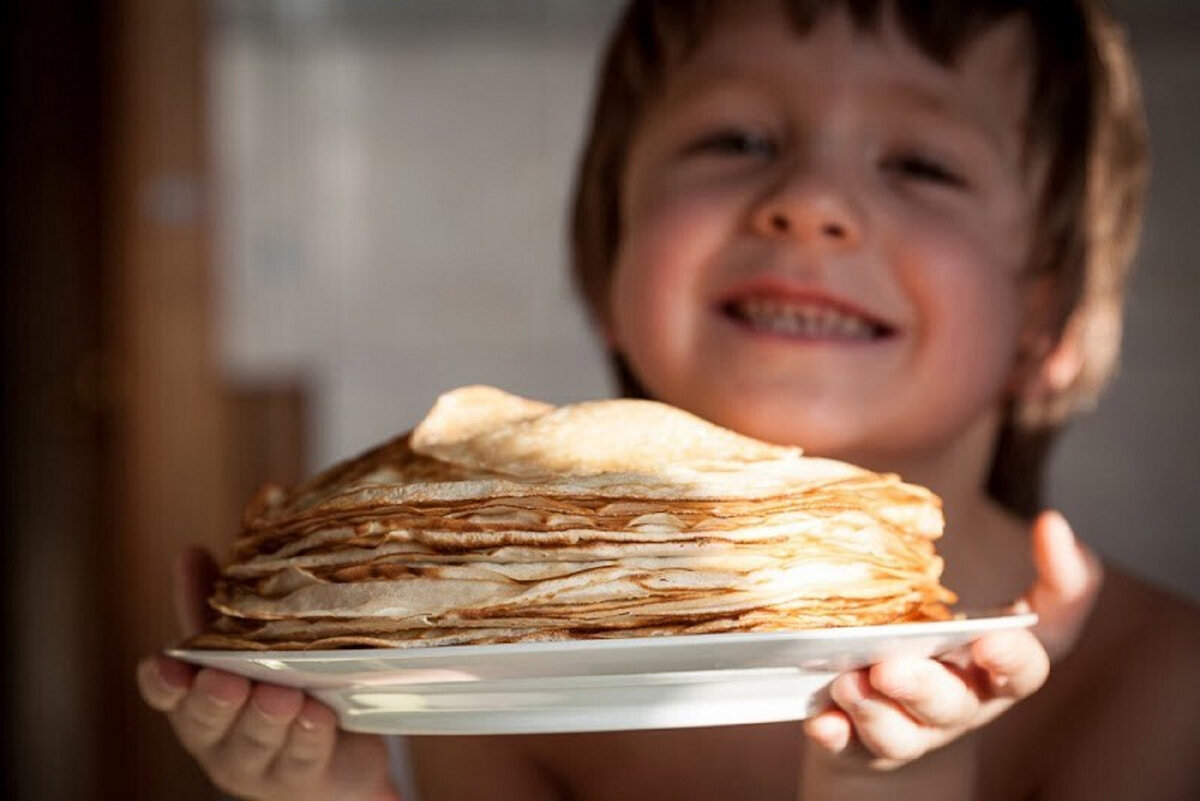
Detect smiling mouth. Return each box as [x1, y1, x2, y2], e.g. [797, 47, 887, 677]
[721, 296, 896, 341]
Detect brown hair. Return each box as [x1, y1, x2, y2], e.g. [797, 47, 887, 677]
[568, 0, 1148, 517]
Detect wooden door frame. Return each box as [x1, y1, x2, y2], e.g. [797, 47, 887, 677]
[104, 0, 235, 797]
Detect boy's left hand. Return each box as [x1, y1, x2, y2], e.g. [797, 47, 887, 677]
[802, 510, 1102, 769]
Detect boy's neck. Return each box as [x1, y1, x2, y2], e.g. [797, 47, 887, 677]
[852, 411, 1035, 607]
[853, 409, 999, 516]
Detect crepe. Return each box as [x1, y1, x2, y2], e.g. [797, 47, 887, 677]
[187, 386, 955, 650]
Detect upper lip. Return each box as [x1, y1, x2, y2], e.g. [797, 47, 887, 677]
[714, 275, 899, 334]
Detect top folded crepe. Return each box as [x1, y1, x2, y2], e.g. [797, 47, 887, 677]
[189, 386, 953, 650]
[252, 385, 941, 532]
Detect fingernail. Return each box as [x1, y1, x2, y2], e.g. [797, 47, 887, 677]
[833, 674, 861, 702]
[296, 715, 317, 732]
[854, 692, 889, 714]
[194, 670, 244, 707]
[251, 686, 297, 721]
[152, 656, 191, 690]
[883, 661, 916, 695]
[137, 659, 166, 696]
[250, 698, 283, 721]
[834, 673, 875, 712]
[982, 630, 1021, 663]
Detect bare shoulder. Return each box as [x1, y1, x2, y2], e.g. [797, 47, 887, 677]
[983, 564, 1200, 800]
[1062, 566, 1200, 795]
[1087, 565, 1200, 673]
[1092, 566, 1200, 732]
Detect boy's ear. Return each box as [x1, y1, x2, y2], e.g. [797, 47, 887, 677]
[1032, 328, 1084, 397]
[1012, 276, 1083, 402]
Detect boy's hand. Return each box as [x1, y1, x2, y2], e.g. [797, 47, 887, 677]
[135, 547, 401, 801]
[802, 510, 1102, 770]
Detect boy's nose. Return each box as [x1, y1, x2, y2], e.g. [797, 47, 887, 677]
[749, 174, 863, 250]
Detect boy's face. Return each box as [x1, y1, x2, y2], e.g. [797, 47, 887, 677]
[607, 0, 1039, 468]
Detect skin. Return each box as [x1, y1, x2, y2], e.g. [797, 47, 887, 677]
[138, 2, 1200, 798]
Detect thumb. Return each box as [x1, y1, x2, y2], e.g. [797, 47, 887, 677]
[1021, 510, 1103, 660]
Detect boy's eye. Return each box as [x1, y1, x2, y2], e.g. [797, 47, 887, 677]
[688, 130, 778, 159]
[884, 153, 967, 189]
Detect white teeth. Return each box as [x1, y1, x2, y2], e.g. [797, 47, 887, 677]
[732, 298, 878, 340]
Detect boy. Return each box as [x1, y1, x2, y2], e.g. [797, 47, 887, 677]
[138, 1, 1200, 798]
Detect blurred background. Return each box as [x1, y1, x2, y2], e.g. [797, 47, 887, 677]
[2, 1, 1196, 798]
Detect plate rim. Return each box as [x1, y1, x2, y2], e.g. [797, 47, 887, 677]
[167, 609, 1037, 664]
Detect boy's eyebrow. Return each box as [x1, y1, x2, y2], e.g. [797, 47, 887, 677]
[655, 72, 771, 112]
[877, 82, 1016, 165]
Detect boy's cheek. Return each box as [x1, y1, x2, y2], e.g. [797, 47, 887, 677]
[607, 286, 666, 363]
[607, 250, 678, 347]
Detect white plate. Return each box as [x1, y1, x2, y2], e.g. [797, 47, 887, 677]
[169, 611, 1035, 735]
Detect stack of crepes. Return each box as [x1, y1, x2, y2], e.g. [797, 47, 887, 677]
[187, 386, 955, 650]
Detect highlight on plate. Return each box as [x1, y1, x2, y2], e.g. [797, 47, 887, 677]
[186, 386, 956, 650]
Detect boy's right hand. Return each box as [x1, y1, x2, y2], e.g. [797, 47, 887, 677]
[802, 511, 1101, 772]
[135, 548, 401, 801]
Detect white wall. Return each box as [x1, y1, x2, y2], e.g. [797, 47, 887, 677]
[211, 1, 621, 467]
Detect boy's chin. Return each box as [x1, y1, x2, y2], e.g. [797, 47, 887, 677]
[688, 393, 882, 460]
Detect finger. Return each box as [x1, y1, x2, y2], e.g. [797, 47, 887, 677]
[136, 655, 195, 712]
[829, 670, 931, 763]
[802, 705, 853, 755]
[216, 683, 306, 780]
[173, 546, 220, 637]
[272, 698, 338, 786]
[170, 668, 251, 754]
[1029, 511, 1099, 602]
[868, 657, 981, 728]
[971, 628, 1049, 700]
[1025, 511, 1102, 657]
